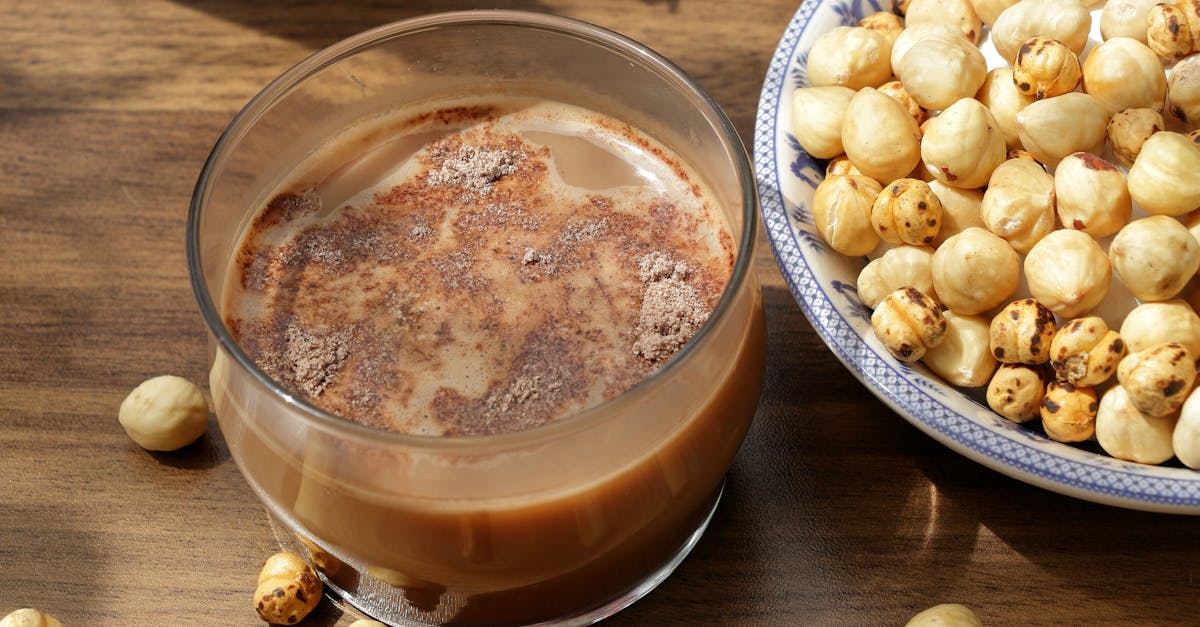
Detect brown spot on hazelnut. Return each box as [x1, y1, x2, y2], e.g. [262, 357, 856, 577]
[1072, 218, 1086, 230]
[1076, 152, 1116, 171]
[1043, 398, 1061, 413]
[1165, 379, 1186, 396]
[994, 347, 1006, 359]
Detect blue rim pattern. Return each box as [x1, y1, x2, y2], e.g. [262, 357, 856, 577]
[753, 0, 1200, 513]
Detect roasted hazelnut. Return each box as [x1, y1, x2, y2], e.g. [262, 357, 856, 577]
[895, 32, 988, 111]
[1040, 380, 1099, 443]
[857, 245, 939, 309]
[826, 155, 864, 177]
[1122, 300, 1200, 356]
[811, 174, 883, 256]
[806, 26, 893, 90]
[877, 80, 927, 128]
[1081, 37, 1168, 115]
[871, 178, 943, 245]
[790, 86, 856, 159]
[255, 552, 323, 625]
[1107, 108, 1165, 169]
[0, 609, 63, 627]
[921, 98, 1006, 189]
[990, 0, 1092, 63]
[870, 287, 948, 362]
[923, 311, 998, 387]
[1101, 0, 1162, 43]
[1147, 0, 1200, 59]
[118, 374, 209, 451]
[1127, 131, 1200, 216]
[989, 298, 1056, 365]
[987, 363, 1051, 423]
[976, 67, 1036, 149]
[1096, 384, 1180, 464]
[1110, 215, 1200, 302]
[932, 227, 1020, 315]
[980, 156, 1056, 254]
[842, 87, 923, 184]
[1054, 152, 1131, 239]
[1013, 36, 1081, 100]
[1050, 317, 1126, 387]
[1016, 92, 1109, 167]
[1168, 53, 1200, 127]
[906, 603, 984, 627]
[1024, 230, 1112, 319]
[903, 0, 983, 44]
[1117, 343, 1197, 416]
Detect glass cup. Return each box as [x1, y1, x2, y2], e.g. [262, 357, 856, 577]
[189, 10, 764, 626]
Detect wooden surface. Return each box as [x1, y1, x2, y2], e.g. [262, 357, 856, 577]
[2, 1, 1198, 625]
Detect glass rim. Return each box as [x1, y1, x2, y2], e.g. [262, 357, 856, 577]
[187, 9, 759, 450]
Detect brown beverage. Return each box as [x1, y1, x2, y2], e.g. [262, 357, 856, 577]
[212, 96, 765, 624]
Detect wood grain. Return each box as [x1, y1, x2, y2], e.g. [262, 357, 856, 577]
[2, 1, 1198, 625]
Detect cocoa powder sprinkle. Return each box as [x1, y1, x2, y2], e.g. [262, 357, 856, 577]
[426, 142, 523, 197]
[633, 253, 708, 363]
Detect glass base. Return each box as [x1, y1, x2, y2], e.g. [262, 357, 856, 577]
[268, 482, 725, 626]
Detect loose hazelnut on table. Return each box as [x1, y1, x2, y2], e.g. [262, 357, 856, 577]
[870, 287, 947, 362]
[1109, 215, 1200, 302]
[1107, 108, 1164, 169]
[1040, 380, 1099, 443]
[1116, 343, 1197, 417]
[1049, 317, 1126, 387]
[988, 363, 1051, 423]
[1023, 229, 1112, 319]
[1127, 131, 1200, 217]
[923, 311, 998, 387]
[989, 298, 1056, 365]
[1054, 152, 1131, 239]
[254, 552, 323, 625]
[118, 374, 209, 451]
[1096, 385, 1179, 465]
[811, 174, 883, 257]
[1012, 36, 1081, 100]
[0, 609, 63, 627]
[1081, 37, 1167, 115]
[871, 178, 943, 245]
[931, 227, 1020, 315]
[980, 156, 1056, 254]
[857, 245, 939, 309]
[905, 602, 984, 627]
[1121, 300, 1200, 356]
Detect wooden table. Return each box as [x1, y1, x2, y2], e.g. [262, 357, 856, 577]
[3, 1, 1198, 625]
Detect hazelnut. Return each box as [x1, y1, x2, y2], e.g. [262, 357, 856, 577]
[1107, 108, 1165, 169]
[1040, 380, 1099, 443]
[1049, 317, 1126, 387]
[928, 180, 985, 246]
[980, 156, 1056, 254]
[1126, 131, 1200, 216]
[1100, 0, 1162, 43]
[1109, 215, 1200, 302]
[870, 287, 948, 362]
[1054, 152, 1131, 239]
[987, 363, 1051, 423]
[1081, 37, 1168, 115]
[877, 80, 927, 128]
[1096, 384, 1180, 464]
[931, 227, 1020, 315]
[859, 11, 904, 50]
[842, 87, 923, 184]
[903, 0, 983, 44]
[0, 609, 63, 627]
[1147, 0, 1200, 59]
[1117, 343, 1197, 417]
[923, 311, 998, 387]
[1167, 54, 1200, 128]
[857, 245, 939, 309]
[972, 0, 1021, 26]
[890, 23, 964, 70]
[906, 603, 984, 627]
[254, 552, 323, 625]
[895, 32, 988, 111]
[1023, 230, 1112, 319]
[811, 175, 883, 257]
[1121, 300, 1200, 356]
[1012, 36, 1081, 100]
[1173, 386, 1200, 468]
[975, 68, 1036, 149]
[806, 26, 893, 90]
[790, 86, 856, 159]
[118, 375, 209, 451]
[826, 155, 863, 178]
[989, 298, 1057, 365]
[1016, 92, 1109, 167]
[871, 178, 943, 245]
[990, 0, 1092, 63]
[921, 98, 1007, 189]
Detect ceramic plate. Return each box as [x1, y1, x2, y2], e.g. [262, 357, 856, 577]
[753, 0, 1200, 513]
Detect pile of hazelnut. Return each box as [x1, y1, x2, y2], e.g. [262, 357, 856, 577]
[791, 0, 1200, 466]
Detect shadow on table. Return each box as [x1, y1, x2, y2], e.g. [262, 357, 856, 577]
[1, 503, 110, 623]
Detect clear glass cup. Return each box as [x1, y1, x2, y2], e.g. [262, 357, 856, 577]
[189, 10, 764, 626]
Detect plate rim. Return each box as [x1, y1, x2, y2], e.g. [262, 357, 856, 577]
[752, 0, 1200, 514]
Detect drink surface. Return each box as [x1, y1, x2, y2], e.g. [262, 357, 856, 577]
[224, 97, 735, 436]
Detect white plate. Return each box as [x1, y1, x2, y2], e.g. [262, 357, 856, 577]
[753, 0, 1200, 513]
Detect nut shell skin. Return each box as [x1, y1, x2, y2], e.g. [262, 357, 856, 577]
[1049, 317, 1126, 386]
[1096, 384, 1180, 465]
[255, 552, 323, 625]
[1117, 343, 1197, 417]
[988, 363, 1051, 423]
[989, 298, 1057, 365]
[1040, 381, 1099, 443]
[871, 287, 948, 362]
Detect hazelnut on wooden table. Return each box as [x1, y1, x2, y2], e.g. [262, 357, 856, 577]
[1096, 385, 1180, 464]
[806, 26, 893, 90]
[932, 227, 1020, 315]
[923, 311, 998, 387]
[1049, 317, 1126, 387]
[905, 603, 984, 627]
[1023, 229, 1112, 319]
[1100, 0, 1161, 43]
[1081, 37, 1167, 115]
[790, 86, 855, 159]
[988, 363, 1050, 423]
[1012, 36, 1080, 100]
[1117, 343, 1197, 417]
[1146, 0, 1200, 59]
[871, 287, 947, 362]
[1109, 215, 1200, 302]
[857, 245, 939, 309]
[118, 374, 209, 451]
[1107, 108, 1165, 169]
[871, 178, 943, 245]
[0, 609, 63, 627]
[255, 552, 323, 625]
[989, 298, 1056, 365]
[1126, 131, 1200, 216]
[811, 174, 883, 257]
[1041, 380, 1099, 443]
[1121, 300, 1200, 356]
[1054, 152, 1131, 239]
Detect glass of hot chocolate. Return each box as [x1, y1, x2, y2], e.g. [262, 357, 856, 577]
[189, 10, 764, 626]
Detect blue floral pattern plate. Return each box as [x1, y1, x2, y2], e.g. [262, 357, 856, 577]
[754, 0, 1200, 513]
